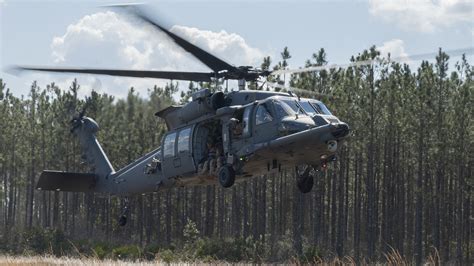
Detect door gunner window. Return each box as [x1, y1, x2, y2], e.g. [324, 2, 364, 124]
[256, 104, 273, 125]
[163, 133, 177, 158]
[177, 128, 191, 153]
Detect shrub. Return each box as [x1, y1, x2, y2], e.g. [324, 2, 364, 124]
[183, 219, 199, 247]
[50, 229, 72, 256]
[111, 245, 141, 260]
[92, 242, 112, 259]
[157, 249, 177, 263]
[301, 246, 324, 263]
[270, 234, 294, 261]
[143, 243, 161, 260]
[22, 227, 49, 254]
[194, 237, 263, 262]
[21, 227, 72, 256]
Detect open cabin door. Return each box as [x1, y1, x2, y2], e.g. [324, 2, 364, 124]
[162, 126, 196, 178]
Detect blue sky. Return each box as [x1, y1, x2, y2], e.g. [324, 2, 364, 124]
[1, 0, 473, 98]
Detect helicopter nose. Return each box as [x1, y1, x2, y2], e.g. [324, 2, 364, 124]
[331, 122, 350, 138]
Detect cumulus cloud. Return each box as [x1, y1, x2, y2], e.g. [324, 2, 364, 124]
[369, 0, 473, 33]
[377, 39, 409, 61]
[48, 11, 266, 98]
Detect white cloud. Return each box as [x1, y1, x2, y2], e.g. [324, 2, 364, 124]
[369, 0, 473, 33]
[377, 39, 409, 61]
[48, 11, 266, 98]
[172, 26, 264, 67]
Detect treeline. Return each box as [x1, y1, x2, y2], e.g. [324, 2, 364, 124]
[0, 47, 472, 264]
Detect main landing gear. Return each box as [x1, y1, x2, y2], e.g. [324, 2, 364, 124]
[218, 164, 235, 188]
[295, 165, 315, 193]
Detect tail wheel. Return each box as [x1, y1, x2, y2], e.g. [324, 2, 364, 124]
[218, 165, 235, 188]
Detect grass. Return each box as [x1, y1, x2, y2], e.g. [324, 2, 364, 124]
[0, 254, 446, 266]
[0, 255, 170, 266]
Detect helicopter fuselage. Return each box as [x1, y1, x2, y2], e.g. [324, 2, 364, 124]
[36, 90, 349, 195]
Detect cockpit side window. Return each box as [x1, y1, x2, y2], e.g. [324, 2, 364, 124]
[163, 132, 177, 158]
[255, 104, 273, 125]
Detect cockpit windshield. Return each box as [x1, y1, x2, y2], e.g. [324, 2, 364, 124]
[297, 100, 333, 115]
[282, 100, 305, 115]
[271, 98, 332, 118]
[273, 99, 308, 119]
[298, 101, 316, 116]
[273, 100, 297, 118]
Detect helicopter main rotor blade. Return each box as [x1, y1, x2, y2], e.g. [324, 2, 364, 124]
[271, 47, 474, 76]
[110, 4, 238, 73]
[14, 66, 214, 82]
[266, 81, 332, 99]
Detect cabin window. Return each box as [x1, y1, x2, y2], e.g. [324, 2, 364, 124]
[177, 127, 191, 153]
[163, 132, 177, 158]
[255, 104, 273, 125]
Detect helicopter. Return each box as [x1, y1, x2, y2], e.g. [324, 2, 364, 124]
[12, 4, 350, 203]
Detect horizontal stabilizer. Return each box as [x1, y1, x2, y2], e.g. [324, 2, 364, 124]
[36, 170, 97, 192]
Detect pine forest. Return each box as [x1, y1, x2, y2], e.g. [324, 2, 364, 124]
[0, 47, 472, 264]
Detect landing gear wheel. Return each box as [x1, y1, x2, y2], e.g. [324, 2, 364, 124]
[297, 175, 314, 193]
[218, 165, 235, 188]
[118, 215, 127, 226]
[295, 165, 314, 193]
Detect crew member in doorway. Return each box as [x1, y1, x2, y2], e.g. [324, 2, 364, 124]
[199, 138, 216, 176]
[230, 118, 243, 137]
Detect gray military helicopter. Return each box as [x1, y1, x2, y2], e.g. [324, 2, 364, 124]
[15, 5, 351, 225]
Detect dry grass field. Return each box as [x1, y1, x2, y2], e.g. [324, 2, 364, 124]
[0, 256, 166, 266]
[0, 254, 442, 266]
